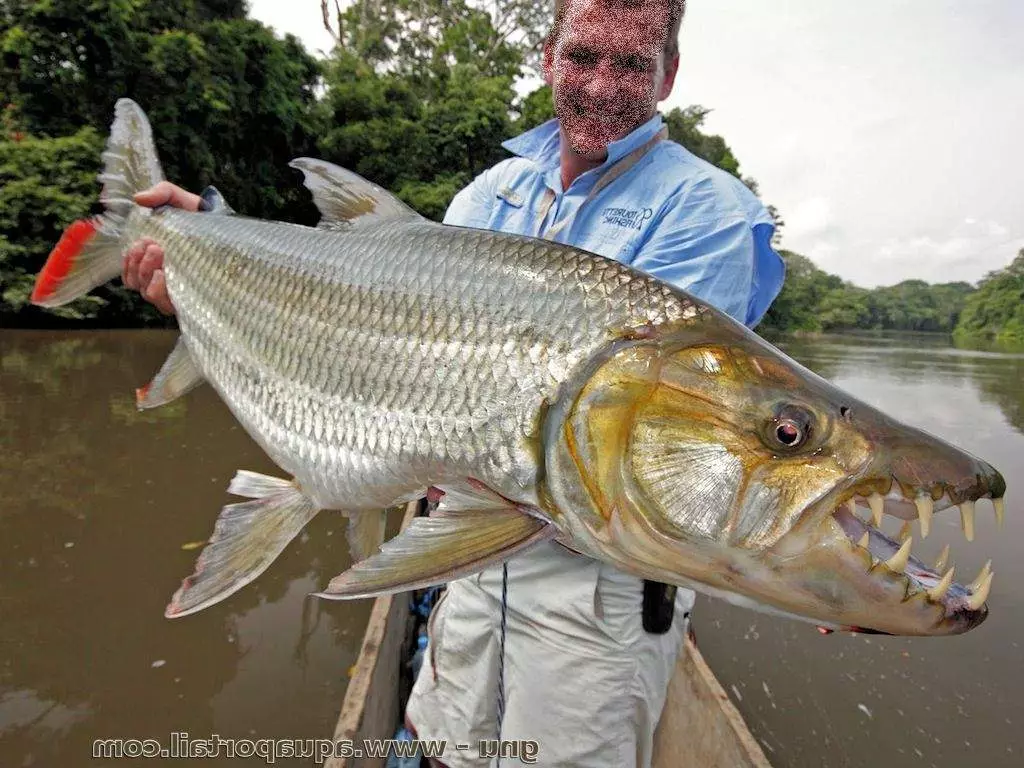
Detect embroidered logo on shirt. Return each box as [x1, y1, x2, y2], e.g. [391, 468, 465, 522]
[601, 206, 653, 230]
[497, 185, 525, 207]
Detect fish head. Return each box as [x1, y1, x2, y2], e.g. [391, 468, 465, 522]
[544, 321, 1006, 636]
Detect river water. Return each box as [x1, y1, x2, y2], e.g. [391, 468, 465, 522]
[1, 329, 1022, 767]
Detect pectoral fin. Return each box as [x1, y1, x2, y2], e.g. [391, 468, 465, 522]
[316, 484, 556, 600]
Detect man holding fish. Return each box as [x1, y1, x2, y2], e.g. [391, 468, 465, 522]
[28, 0, 1003, 763]
[120, 0, 778, 765]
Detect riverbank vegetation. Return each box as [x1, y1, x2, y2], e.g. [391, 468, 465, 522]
[1, 0, 1018, 349]
[754, 249, 1024, 350]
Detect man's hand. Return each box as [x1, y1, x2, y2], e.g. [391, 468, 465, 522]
[122, 182, 203, 316]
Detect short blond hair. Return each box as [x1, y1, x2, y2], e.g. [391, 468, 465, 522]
[547, 0, 686, 59]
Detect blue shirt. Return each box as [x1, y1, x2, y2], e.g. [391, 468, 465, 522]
[443, 113, 785, 327]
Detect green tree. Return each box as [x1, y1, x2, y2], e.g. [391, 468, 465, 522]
[514, 83, 556, 133]
[318, 0, 526, 220]
[758, 251, 844, 332]
[664, 106, 741, 177]
[0, 0, 323, 324]
[954, 249, 1024, 350]
[816, 286, 872, 330]
[867, 280, 974, 332]
[0, 128, 111, 324]
[324, 0, 549, 83]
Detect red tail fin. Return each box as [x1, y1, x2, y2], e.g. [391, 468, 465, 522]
[30, 219, 98, 304]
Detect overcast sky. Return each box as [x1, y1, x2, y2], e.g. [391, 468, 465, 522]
[248, 0, 1024, 288]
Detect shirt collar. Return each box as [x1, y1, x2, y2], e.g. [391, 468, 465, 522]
[502, 112, 665, 174]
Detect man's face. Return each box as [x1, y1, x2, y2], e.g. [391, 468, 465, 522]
[544, 0, 679, 160]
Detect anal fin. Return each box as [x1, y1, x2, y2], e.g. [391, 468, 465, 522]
[316, 482, 556, 600]
[137, 337, 204, 409]
[165, 471, 320, 618]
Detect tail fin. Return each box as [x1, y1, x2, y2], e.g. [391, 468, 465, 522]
[31, 98, 164, 308]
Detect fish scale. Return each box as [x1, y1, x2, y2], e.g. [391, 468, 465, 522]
[128, 208, 687, 509]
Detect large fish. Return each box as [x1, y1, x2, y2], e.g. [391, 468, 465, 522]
[32, 99, 1006, 636]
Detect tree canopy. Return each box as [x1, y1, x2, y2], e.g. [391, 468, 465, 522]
[757, 251, 980, 336]
[953, 249, 1024, 350]
[1, 0, 322, 324]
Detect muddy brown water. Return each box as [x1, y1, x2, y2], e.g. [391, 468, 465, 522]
[1, 329, 1022, 767]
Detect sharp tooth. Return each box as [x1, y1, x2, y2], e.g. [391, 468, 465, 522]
[966, 571, 993, 611]
[898, 521, 912, 542]
[970, 560, 992, 592]
[914, 495, 933, 538]
[884, 537, 913, 573]
[869, 493, 884, 527]
[858, 531, 870, 549]
[959, 501, 976, 542]
[846, 498, 858, 517]
[993, 497, 1005, 528]
[927, 567, 955, 601]
[934, 544, 950, 572]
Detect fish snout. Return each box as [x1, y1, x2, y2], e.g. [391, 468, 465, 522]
[821, 419, 1006, 633]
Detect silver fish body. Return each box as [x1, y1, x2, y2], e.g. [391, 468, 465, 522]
[139, 208, 694, 510]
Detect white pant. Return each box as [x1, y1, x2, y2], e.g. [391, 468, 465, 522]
[405, 541, 694, 768]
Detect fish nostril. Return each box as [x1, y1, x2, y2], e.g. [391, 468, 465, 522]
[840, 405, 851, 419]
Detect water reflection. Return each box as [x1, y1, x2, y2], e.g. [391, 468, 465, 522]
[0, 331, 378, 766]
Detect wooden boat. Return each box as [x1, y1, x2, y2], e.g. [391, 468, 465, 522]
[327, 502, 771, 768]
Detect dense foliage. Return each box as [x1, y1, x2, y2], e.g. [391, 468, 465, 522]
[953, 250, 1024, 350]
[1, 0, 321, 323]
[758, 251, 979, 335]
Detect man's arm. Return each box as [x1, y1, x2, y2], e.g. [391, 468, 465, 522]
[441, 165, 505, 227]
[121, 182, 202, 315]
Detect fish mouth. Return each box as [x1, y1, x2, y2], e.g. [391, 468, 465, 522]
[825, 481, 1004, 629]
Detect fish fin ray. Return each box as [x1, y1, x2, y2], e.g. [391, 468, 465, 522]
[316, 503, 556, 600]
[32, 98, 163, 307]
[227, 469, 294, 498]
[164, 473, 319, 618]
[99, 98, 165, 223]
[199, 185, 235, 215]
[288, 157, 421, 229]
[30, 218, 123, 307]
[430, 479, 524, 513]
[136, 337, 204, 409]
[345, 512, 388, 563]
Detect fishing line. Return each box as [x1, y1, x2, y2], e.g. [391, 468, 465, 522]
[495, 561, 509, 766]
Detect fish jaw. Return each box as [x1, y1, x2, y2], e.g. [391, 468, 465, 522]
[541, 321, 1007, 636]
[574, 497, 989, 636]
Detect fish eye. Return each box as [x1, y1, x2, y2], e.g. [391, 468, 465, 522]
[767, 405, 814, 450]
[776, 421, 803, 446]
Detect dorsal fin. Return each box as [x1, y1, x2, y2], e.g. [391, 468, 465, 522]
[199, 185, 235, 215]
[288, 158, 421, 230]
